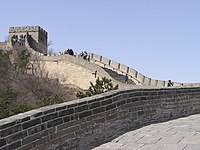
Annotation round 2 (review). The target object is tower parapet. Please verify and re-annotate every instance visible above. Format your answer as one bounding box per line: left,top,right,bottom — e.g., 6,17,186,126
9,26,47,36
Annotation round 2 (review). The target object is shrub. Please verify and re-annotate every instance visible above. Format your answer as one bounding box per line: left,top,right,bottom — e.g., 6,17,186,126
77,77,118,98
0,88,18,119
37,90,64,107
10,105,31,115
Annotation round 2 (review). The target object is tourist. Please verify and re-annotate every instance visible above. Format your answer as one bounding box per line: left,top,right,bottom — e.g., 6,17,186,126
167,80,173,87
125,74,128,84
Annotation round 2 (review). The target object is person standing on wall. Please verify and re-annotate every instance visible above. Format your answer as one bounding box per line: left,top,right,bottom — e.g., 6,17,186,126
167,80,173,87
125,74,128,84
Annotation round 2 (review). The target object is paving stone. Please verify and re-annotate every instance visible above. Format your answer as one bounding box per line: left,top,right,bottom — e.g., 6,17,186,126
92,115,200,150
136,136,162,144
120,143,144,150
179,134,200,144
140,144,187,150
98,142,124,149
158,136,184,144
184,144,200,150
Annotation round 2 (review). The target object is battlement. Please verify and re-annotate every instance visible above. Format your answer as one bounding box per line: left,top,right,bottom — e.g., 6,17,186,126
9,26,47,36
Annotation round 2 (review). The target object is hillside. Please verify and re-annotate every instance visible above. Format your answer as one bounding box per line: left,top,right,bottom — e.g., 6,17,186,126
0,48,80,119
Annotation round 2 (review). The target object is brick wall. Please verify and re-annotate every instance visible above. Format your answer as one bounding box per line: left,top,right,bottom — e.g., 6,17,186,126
0,87,200,150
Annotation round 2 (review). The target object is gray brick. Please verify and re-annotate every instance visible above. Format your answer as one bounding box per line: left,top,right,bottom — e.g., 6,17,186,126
50,125,79,140
22,133,41,145
20,116,31,123
79,111,92,119
6,130,27,144
87,98,98,104
43,108,55,115
47,118,63,128
0,138,6,147
28,123,46,135
60,133,76,144
80,121,91,129
93,107,105,114
67,103,77,108
7,140,21,150
0,124,22,137
94,117,105,124
138,110,144,116
131,92,143,97
0,121,16,130
57,121,74,131
106,103,116,111
86,114,99,121
140,96,147,101
106,113,118,121
75,105,88,112
59,108,74,117
71,114,79,120
122,93,129,99
130,97,140,103
117,100,126,106
0,145,7,150
102,99,112,106
78,101,87,106
149,91,158,96
43,138,60,149
33,112,43,118
113,95,123,102
62,116,70,122
32,136,50,147
40,127,56,137
56,106,67,111
89,101,101,109
22,118,41,129
42,112,58,122
17,143,32,150
142,91,150,96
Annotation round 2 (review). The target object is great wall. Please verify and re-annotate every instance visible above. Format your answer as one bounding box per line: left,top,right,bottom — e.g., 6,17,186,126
0,26,200,150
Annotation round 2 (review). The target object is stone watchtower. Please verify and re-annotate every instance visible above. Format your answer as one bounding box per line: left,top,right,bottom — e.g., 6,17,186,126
8,26,48,54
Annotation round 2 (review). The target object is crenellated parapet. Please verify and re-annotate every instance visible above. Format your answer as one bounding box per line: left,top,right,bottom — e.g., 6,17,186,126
9,26,47,36
89,53,189,87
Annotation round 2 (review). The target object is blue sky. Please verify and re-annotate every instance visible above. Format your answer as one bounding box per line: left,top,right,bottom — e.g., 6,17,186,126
1,0,200,83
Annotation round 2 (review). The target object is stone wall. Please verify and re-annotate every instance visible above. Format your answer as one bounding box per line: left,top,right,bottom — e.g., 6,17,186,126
0,87,200,150
28,35,47,54
90,53,187,87
29,54,130,90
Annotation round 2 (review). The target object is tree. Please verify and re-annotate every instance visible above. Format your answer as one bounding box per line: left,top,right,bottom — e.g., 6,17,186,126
77,77,119,98
47,40,55,54
0,50,13,90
